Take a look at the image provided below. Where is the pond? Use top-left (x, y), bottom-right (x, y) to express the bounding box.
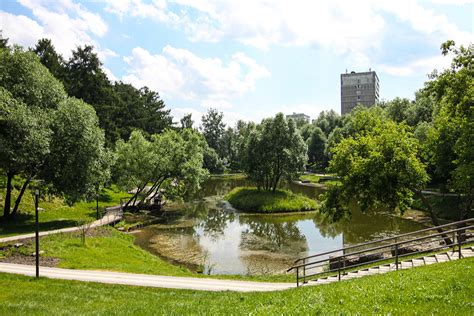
top-left (133, 176), bottom-right (427, 275)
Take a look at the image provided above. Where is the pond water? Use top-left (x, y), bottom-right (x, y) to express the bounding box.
top-left (133, 177), bottom-right (427, 275)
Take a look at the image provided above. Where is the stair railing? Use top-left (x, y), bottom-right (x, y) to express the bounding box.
top-left (287, 218), bottom-right (474, 287)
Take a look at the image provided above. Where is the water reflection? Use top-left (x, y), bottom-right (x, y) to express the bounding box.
top-left (134, 177), bottom-right (427, 275)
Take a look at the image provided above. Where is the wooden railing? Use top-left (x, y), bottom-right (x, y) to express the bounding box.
top-left (287, 218), bottom-right (474, 287)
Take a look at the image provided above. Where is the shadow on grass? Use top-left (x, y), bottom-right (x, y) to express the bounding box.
top-left (0, 213), bottom-right (79, 238)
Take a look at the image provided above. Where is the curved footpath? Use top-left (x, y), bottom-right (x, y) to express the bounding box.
top-left (0, 205), bottom-right (123, 244)
top-left (0, 263), bottom-right (294, 292)
top-left (0, 206), bottom-right (294, 292)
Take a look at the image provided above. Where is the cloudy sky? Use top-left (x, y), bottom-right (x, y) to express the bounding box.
top-left (1, 0), bottom-right (473, 125)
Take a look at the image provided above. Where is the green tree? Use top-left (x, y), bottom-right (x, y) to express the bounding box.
top-left (32, 38), bottom-right (66, 82)
top-left (321, 112), bottom-right (430, 222)
top-left (307, 126), bottom-right (327, 168)
top-left (0, 88), bottom-right (52, 218)
top-left (424, 41), bottom-right (473, 219)
top-left (314, 110), bottom-right (342, 136)
top-left (244, 113), bottom-right (307, 192)
top-left (40, 98), bottom-right (109, 203)
top-left (65, 45), bottom-right (121, 143)
top-left (114, 129), bottom-right (208, 208)
top-left (201, 108), bottom-right (226, 158)
top-left (180, 113), bottom-right (194, 129)
top-left (0, 47), bottom-right (109, 219)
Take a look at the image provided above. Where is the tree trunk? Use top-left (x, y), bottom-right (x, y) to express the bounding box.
top-left (124, 183), bottom-right (147, 209)
top-left (3, 172), bottom-right (13, 220)
top-left (415, 190), bottom-right (452, 245)
top-left (11, 177), bottom-right (31, 217)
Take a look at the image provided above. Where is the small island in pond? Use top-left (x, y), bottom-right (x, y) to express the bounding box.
top-left (225, 187), bottom-right (318, 213)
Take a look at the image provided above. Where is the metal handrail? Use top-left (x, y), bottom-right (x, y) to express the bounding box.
top-left (287, 218), bottom-right (473, 286)
top-left (293, 218), bottom-right (473, 264)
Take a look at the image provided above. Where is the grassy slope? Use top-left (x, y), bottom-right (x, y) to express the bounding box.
top-left (0, 185), bottom-right (130, 238)
top-left (225, 187), bottom-right (318, 213)
top-left (0, 257), bottom-right (472, 315)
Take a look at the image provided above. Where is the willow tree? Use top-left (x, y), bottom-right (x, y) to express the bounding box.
top-left (114, 129), bottom-right (208, 209)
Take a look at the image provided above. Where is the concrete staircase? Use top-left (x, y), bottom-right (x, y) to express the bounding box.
top-left (305, 246), bottom-right (473, 286)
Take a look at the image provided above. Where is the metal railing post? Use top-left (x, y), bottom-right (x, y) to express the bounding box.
top-left (338, 257), bottom-right (341, 281)
top-left (458, 230), bottom-right (462, 258)
top-left (296, 267), bottom-right (299, 287)
top-left (303, 258), bottom-right (306, 284)
top-left (452, 230), bottom-right (456, 253)
top-left (395, 243), bottom-right (399, 270)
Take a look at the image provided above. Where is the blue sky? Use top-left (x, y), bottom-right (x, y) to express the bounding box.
top-left (1, 0), bottom-right (473, 125)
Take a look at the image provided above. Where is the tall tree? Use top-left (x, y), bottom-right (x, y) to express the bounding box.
top-left (32, 38), bottom-right (66, 82)
top-left (65, 45), bottom-right (120, 143)
top-left (201, 108), bottom-right (226, 158)
top-left (180, 113), bottom-right (194, 129)
top-left (307, 126), bottom-right (327, 168)
top-left (244, 113), bottom-right (307, 192)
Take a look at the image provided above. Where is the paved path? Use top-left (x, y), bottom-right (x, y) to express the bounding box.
top-left (0, 206), bottom-right (122, 244)
top-left (0, 263), bottom-right (295, 292)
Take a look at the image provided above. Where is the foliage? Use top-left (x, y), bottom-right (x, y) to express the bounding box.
top-left (203, 145), bottom-right (225, 174)
top-left (243, 113), bottom-right (307, 191)
top-left (307, 126), bottom-right (327, 168)
top-left (32, 38), bottom-right (66, 82)
top-left (0, 47), bottom-right (110, 220)
top-left (0, 257), bottom-right (472, 314)
top-left (40, 98), bottom-right (109, 203)
top-left (201, 108), bottom-right (226, 158)
top-left (313, 109), bottom-right (342, 136)
top-left (321, 108), bottom-right (428, 220)
top-left (180, 113), bottom-right (194, 129)
top-left (114, 129), bottom-right (208, 207)
top-left (225, 187), bottom-right (317, 213)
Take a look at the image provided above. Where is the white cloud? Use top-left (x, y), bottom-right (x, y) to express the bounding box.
top-left (378, 54), bottom-right (452, 76)
top-left (122, 46), bottom-right (270, 108)
top-left (1, 0), bottom-right (110, 58)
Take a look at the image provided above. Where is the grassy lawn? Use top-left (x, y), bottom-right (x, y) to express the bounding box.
top-left (0, 257), bottom-right (471, 315)
top-left (0, 185), bottom-right (130, 238)
top-left (225, 187), bottom-right (318, 213)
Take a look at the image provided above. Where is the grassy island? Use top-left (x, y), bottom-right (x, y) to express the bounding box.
top-left (225, 187), bottom-right (318, 213)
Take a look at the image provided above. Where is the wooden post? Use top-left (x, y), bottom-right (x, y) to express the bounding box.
top-left (458, 230), bottom-right (462, 258)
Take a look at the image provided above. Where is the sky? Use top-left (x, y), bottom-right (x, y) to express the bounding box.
top-left (1, 0), bottom-right (473, 126)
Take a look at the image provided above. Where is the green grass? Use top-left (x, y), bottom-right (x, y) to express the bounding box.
top-left (0, 185), bottom-right (130, 238)
top-left (225, 187), bottom-right (318, 213)
top-left (0, 257), bottom-right (472, 315)
top-left (299, 174), bottom-right (320, 183)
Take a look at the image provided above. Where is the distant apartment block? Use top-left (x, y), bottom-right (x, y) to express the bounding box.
top-left (341, 70), bottom-right (379, 115)
top-left (286, 112), bottom-right (310, 123)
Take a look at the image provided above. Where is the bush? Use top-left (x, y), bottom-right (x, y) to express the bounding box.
top-left (225, 187), bottom-right (317, 213)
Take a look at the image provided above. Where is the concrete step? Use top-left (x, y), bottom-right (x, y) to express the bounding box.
top-left (400, 261), bottom-right (413, 269)
top-left (435, 253), bottom-right (450, 262)
top-left (412, 259), bottom-right (425, 267)
top-left (423, 256), bottom-right (437, 265)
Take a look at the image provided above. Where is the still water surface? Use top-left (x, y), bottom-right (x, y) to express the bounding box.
top-left (134, 177), bottom-right (426, 275)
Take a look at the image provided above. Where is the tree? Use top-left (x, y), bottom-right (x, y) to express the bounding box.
top-left (180, 113), bottom-right (194, 129)
top-left (244, 113), bottom-right (307, 192)
top-left (201, 108), bottom-right (226, 158)
top-left (32, 38), bottom-right (66, 82)
top-left (314, 110), bottom-right (342, 137)
top-left (321, 111), bottom-right (435, 224)
top-left (40, 98), bottom-right (109, 203)
top-left (307, 127), bottom-right (327, 168)
top-left (114, 129), bottom-right (208, 208)
top-left (423, 41), bottom-right (474, 219)
top-left (0, 88), bottom-right (52, 218)
top-left (65, 45), bottom-right (121, 143)
top-left (383, 97), bottom-right (413, 123)
top-left (0, 30), bottom-right (9, 49)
